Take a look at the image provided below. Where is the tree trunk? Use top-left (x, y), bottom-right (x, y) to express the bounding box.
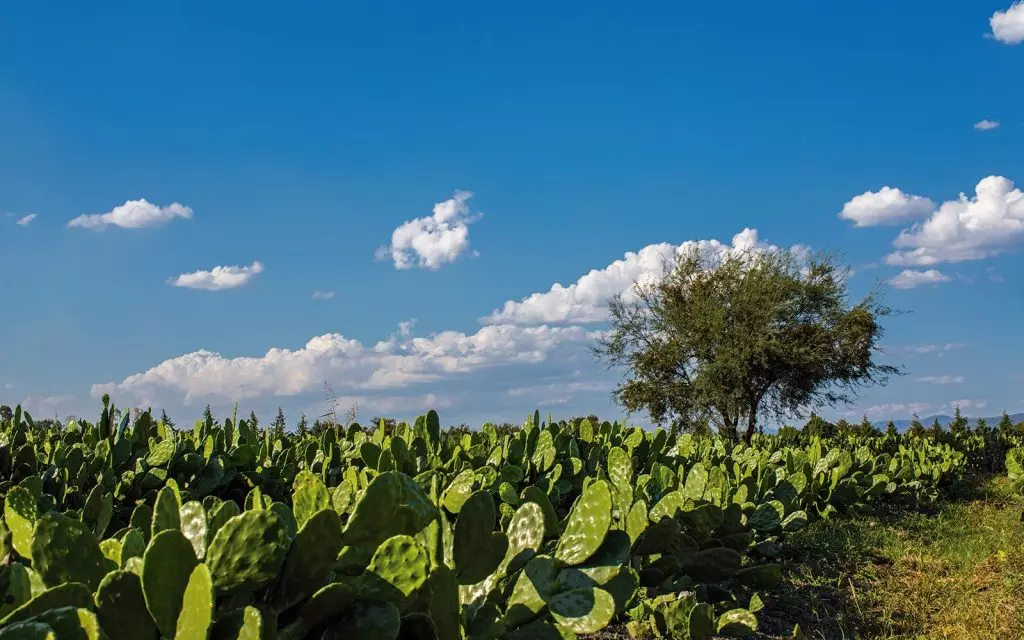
top-left (743, 411), bottom-right (757, 444)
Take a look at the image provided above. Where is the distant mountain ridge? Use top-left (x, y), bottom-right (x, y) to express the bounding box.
top-left (871, 413), bottom-right (1024, 431)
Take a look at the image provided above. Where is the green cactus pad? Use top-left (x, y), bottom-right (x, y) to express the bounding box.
top-left (715, 608), bottom-right (759, 636)
top-left (782, 510), bottom-right (808, 532)
top-left (142, 530), bottom-right (199, 637)
top-left (292, 470), bottom-right (331, 529)
top-left (554, 480), bottom-right (611, 566)
top-left (426, 566), bottom-right (460, 640)
top-left (174, 563), bottom-right (214, 640)
top-left (504, 555), bottom-right (560, 628)
top-left (206, 510), bottom-right (289, 596)
top-left (152, 485), bottom-right (182, 538)
top-left (325, 601), bottom-right (401, 640)
top-left (361, 535), bottom-right (429, 601)
top-left (95, 570), bottom-right (160, 640)
top-left (178, 501), bottom-right (208, 560)
top-left (343, 472), bottom-right (438, 550)
top-left (625, 499), bottom-right (649, 544)
top-left (606, 446), bottom-right (634, 512)
top-left (501, 501), bottom-right (545, 575)
top-left (4, 486), bottom-right (38, 558)
top-left (99, 539), bottom-right (123, 566)
top-left (440, 469), bottom-right (476, 514)
top-left (0, 583), bottom-right (92, 627)
top-left (129, 504), bottom-right (153, 541)
top-left (30, 513), bottom-right (112, 591)
top-left (395, 612), bottom-right (436, 640)
top-left (13, 607), bottom-right (102, 640)
top-left (688, 602), bottom-right (715, 640)
top-left (272, 508), bottom-right (344, 611)
top-left (120, 529), bottom-right (146, 566)
top-left (504, 617), bottom-right (576, 640)
top-left (682, 547), bottom-right (742, 583)
top-left (547, 587), bottom-right (615, 634)
top-left (748, 500), bottom-right (785, 532)
top-left (207, 500), bottom-right (241, 544)
top-left (279, 582), bottom-right (356, 640)
top-left (453, 491), bottom-right (508, 585)
top-left (520, 486), bottom-right (562, 537)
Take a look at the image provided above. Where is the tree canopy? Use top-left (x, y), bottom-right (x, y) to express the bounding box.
top-left (594, 246), bottom-right (898, 442)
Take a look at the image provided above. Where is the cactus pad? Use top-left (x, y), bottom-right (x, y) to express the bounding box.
top-left (152, 485), bottom-right (182, 539)
top-left (501, 501), bottom-right (545, 575)
top-left (547, 587), bottom-right (615, 634)
top-left (174, 563), bottom-right (214, 640)
top-left (0, 583), bottom-right (92, 627)
top-left (142, 529), bottom-right (198, 637)
top-left (273, 508), bottom-right (343, 610)
top-left (5, 486), bottom-right (38, 557)
top-left (554, 480), bottom-right (611, 566)
top-left (325, 601), bottom-right (400, 640)
top-left (95, 570), bottom-right (159, 640)
top-left (206, 509), bottom-right (289, 597)
top-left (292, 470), bottom-right (331, 529)
top-left (453, 491), bottom-right (508, 585)
top-left (682, 547), bottom-right (742, 583)
top-left (30, 514), bottom-right (112, 591)
top-left (361, 535), bottom-right (429, 601)
top-left (343, 472), bottom-right (437, 550)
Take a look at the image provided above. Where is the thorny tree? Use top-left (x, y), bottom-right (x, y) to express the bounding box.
top-left (594, 246), bottom-right (899, 442)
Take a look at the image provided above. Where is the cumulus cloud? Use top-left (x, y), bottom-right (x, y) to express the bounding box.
top-left (169, 261), bottom-right (264, 291)
top-left (951, 399), bottom-right (986, 411)
top-left (312, 291), bottom-right (335, 300)
top-left (92, 323), bottom-right (598, 407)
top-left (16, 214), bottom-right (37, 226)
top-left (885, 176), bottom-right (1024, 266)
top-left (862, 402), bottom-right (933, 418)
top-left (19, 395), bottom-right (76, 419)
top-left (887, 269), bottom-right (951, 289)
top-left (68, 199), bottom-right (193, 230)
top-left (990, 1), bottom-right (1024, 44)
top-left (915, 375), bottom-right (965, 385)
top-left (483, 228), bottom-right (804, 325)
top-left (377, 190), bottom-right (482, 270)
top-left (974, 119), bottom-right (1000, 131)
top-left (839, 186), bottom-right (934, 227)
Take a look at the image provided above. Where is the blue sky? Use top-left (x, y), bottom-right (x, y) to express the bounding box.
top-left (1, 1), bottom-right (1022, 427)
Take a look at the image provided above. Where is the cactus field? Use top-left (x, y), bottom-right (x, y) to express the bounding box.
top-left (0, 400), bottom-right (1021, 640)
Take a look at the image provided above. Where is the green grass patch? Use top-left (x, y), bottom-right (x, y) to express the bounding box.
top-left (758, 476), bottom-right (1024, 639)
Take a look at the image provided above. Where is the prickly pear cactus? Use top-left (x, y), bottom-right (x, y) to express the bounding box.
top-left (548, 587), bottom-right (616, 634)
top-left (325, 601), bottom-right (400, 640)
top-left (30, 514), bottom-right (112, 591)
top-left (95, 570), bottom-right (159, 640)
top-left (272, 508), bottom-right (343, 611)
top-left (292, 470), bottom-right (331, 529)
top-left (142, 530), bottom-right (198, 638)
top-left (5, 486), bottom-right (38, 557)
top-left (151, 485), bottom-right (181, 538)
top-left (343, 472), bottom-right (437, 551)
top-left (174, 563), bottom-right (214, 640)
top-left (360, 535), bottom-right (429, 601)
top-left (206, 510), bottom-right (289, 597)
top-left (554, 479), bottom-right (611, 566)
top-left (454, 491), bottom-right (508, 585)
top-left (178, 501), bottom-right (208, 560)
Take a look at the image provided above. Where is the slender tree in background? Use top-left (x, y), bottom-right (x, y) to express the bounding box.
top-left (929, 417), bottom-right (943, 438)
top-left (949, 406), bottom-right (969, 435)
top-left (248, 410), bottom-right (259, 431)
top-left (160, 408), bottom-right (174, 428)
top-left (202, 404), bottom-right (214, 428)
top-left (594, 246), bottom-right (899, 442)
top-left (0, 405), bottom-right (12, 424)
top-left (297, 412), bottom-right (308, 437)
top-left (273, 407), bottom-right (287, 439)
top-left (908, 413), bottom-right (926, 438)
top-left (885, 420), bottom-right (898, 437)
top-left (999, 411), bottom-right (1014, 434)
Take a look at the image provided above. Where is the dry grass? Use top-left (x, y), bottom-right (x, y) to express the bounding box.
top-left (760, 476), bottom-right (1024, 639)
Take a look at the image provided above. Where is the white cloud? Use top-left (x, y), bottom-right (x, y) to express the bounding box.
top-left (990, 1), bottom-right (1024, 44)
top-left (886, 269), bottom-right (951, 289)
top-left (915, 375), bottom-right (965, 385)
top-left (68, 199), bottom-right (193, 230)
top-left (862, 402), bottom-right (933, 418)
top-left (974, 119), bottom-right (1000, 131)
top-left (15, 214), bottom-right (37, 226)
top-left (483, 228), bottom-right (803, 325)
top-left (312, 291), bottom-right (335, 300)
top-left (378, 190), bottom-right (482, 270)
top-left (951, 399), bottom-right (987, 411)
top-left (169, 261), bottom-right (264, 291)
top-left (884, 342), bottom-right (967, 357)
top-left (92, 323), bottom-right (598, 407)
top-left (19, 395), bottom-right (76, 419)
top-left (886, 176), bottom-right (1024, 266)
top-left (838, 186), bottom-right (934, 227)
